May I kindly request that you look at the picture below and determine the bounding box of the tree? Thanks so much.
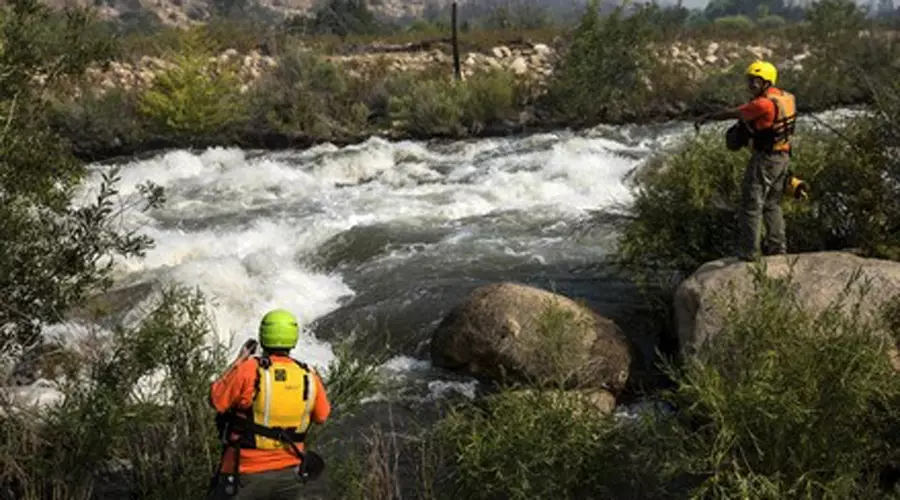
[0,0,162,381]
[308,0,380,36]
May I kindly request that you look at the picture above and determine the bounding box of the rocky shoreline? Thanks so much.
[90,38,809,92]
[63,37,862,164]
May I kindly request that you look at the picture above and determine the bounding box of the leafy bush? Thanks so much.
[757,14,787,28]
[250,47,369,138]
[387,70,523,137]
[0,286,228,499]
[50,87,147,158]
[712,14,755,30]
[787,0,898,109]
[387,75,467,136]
[433,269,900,499]
[0,0,159,364]
[436,390,617,500]
[648,268,900,499]
[544,2,659,124]
[137,51,248,139]
[614,129,748,276]
[460,70,522,133]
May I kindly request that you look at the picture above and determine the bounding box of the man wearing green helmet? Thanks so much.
[695,60,798,261]
[208,309,331,499]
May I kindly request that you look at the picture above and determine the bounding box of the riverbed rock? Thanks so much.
[675,252,900,367]
[430,282,632,393]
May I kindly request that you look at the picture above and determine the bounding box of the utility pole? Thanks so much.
[452,1,462,80]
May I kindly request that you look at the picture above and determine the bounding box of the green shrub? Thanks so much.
[436,390,616,500]
[785,0,898,109]
[757,14,787,28]
[388,76,467,136]
[648,268,900,499]
[137,51,248,138]
[0,286,228,499]
[544,2,659,124]
[387,70,523,137]
[0,0,155,358]
[433,269,900,499]
[713,15,755,31]
[460,70,521,133]
[50,86,147,156]
[250,47,369,138]
[614,129,748,276]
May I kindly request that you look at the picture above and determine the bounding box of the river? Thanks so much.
[30,109,856,410]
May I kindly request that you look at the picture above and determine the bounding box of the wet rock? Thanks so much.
[431,282,633,393]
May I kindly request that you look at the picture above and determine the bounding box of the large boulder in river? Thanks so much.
[430,282,632,394]
[675,252,900,361]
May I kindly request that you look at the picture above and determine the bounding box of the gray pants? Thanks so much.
[209,467,305,500]
[738,151,790,259]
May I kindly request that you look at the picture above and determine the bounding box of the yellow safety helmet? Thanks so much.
[746,60,778,85]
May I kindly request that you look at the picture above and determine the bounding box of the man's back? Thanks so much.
[210,354,331,474]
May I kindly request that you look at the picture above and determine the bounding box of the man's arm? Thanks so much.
[696,99,770,128]
[209,343,256,413]
[705,107,744,121]
[310,372,331,424]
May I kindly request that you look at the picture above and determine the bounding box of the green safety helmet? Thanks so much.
[259,309,299,350]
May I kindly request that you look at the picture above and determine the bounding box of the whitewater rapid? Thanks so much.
[65,124,685,371]
[41,109,854,406]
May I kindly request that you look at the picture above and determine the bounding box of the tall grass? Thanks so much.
[431,268,900,499]
[0,286,227,499]
[0,286,385,499]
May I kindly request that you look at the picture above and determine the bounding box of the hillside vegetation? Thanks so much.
[17,0,893,159]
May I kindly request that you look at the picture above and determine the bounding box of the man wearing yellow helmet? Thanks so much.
[208,309,331,499]
[695,60,798,261]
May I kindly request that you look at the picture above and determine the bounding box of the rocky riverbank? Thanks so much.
[86,39,809,93]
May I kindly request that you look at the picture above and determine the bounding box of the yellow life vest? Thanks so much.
[242,355,317,451]
[751,88,797,153]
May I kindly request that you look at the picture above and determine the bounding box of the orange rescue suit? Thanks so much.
[209,353,331,474]
[738,87,797,153]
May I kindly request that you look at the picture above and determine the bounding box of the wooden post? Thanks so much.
[452,2,461,81]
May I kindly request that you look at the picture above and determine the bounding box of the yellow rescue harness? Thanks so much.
[243,355,316,450]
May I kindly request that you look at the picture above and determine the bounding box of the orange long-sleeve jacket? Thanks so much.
[209,353,331,474]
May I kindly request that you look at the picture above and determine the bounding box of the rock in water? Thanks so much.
[430,282,632,393]
[675,252,900,365]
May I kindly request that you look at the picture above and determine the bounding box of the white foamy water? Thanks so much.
[69,126,687,373]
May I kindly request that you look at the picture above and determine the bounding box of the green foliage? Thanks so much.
[251,47,369,138]
[756,14,786,27]
[295,0,382,37]
[137,51,247,138]
[433,270,900,499]
[650,268,900,498]
[713,14,755,30]
[0,0,157,357]
[388,75,467,136]
[787,0,898,109]
[614,129,748,275]
[50,87,146,157]
[545,2,659,124]
[0,286,228,499]
[307,342,381,447]
[387,70,521,137]
[436,390,616,500]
